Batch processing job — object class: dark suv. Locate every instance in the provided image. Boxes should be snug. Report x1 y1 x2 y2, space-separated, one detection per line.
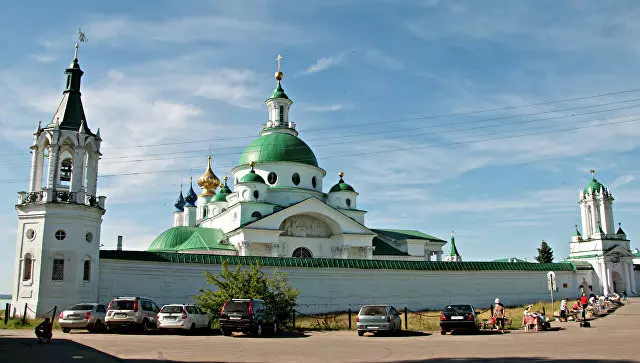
219 298 278 337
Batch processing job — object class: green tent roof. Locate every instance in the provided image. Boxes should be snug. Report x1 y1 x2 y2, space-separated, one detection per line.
147 227 235 252
238 133 318 167
372 229 445 242
448 236 461 257
269 81 289 99
584 178 604 194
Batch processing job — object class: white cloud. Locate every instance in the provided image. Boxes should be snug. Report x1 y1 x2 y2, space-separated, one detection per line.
301 104 346 112
305 55 344 74
364 50 404 70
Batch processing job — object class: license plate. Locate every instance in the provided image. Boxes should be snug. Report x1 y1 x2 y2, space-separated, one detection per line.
451 316 464 320
164 316 177 320
67 315 77 319
367 326 378 329
115 313 127 318
229 316 241 320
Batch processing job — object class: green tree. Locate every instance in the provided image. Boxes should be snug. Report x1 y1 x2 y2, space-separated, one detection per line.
535 240 554 263
195 261 300 322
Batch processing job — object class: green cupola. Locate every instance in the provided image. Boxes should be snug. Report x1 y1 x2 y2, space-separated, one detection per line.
329 171 356 193
239 162 266 184
213 176 233 202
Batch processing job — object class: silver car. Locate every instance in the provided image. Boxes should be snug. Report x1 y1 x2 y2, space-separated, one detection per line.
59 303 107 333
105 296 160 333
357 305 402 336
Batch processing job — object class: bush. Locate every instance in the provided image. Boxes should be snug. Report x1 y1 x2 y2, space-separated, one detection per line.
195 261 300 322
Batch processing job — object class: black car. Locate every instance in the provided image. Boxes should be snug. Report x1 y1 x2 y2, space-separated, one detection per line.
439 304 481 335
219 298 278 337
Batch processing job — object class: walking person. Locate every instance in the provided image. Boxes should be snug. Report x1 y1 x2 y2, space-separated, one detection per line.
35 318 52 344
493 298 505 333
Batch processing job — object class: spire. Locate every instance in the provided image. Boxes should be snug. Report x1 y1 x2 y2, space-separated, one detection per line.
617 222 626 236
573 224 582 237
45 29 92 135
184 177 198 207
446 231 462 262
174 184 185 212
270 54 289 100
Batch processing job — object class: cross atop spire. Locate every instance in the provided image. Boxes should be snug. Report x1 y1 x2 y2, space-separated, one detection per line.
74 28 88 60
590 169 595 177
276 54 283 72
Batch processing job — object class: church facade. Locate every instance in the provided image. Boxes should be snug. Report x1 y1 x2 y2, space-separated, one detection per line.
9 49 639 317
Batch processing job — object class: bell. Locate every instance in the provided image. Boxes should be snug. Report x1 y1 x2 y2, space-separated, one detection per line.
60 160 72 182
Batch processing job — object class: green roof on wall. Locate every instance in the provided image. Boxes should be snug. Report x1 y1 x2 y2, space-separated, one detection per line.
100 250 578 271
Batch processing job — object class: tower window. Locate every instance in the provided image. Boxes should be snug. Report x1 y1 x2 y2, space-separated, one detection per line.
292 247 312 258
292 173 300 186
52 256 64 281
56 229 67 241
26 229 36 241
83 260 91 282
268 172 278 185
346 198 352 208
312 176 317 189
85 232 93 243
60 158 73 183
203 208 208 219
23 254 33 281
253 190 260 199
279 105 284 121
55 230 66 241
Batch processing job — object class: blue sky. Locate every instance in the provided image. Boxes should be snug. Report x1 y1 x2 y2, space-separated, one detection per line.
2 1 640 293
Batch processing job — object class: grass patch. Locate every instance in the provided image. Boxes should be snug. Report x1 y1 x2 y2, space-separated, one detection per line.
292 301 559 331
0 314 62 330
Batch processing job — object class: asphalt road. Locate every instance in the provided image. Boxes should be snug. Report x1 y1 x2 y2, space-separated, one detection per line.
1 299 639 363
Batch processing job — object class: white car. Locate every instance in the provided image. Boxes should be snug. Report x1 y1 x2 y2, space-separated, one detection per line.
157 304 211 333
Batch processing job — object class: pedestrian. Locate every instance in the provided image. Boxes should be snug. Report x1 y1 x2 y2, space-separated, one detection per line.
493 298 505 333
35 318 52 344
580 293 589 321
560 298 568 322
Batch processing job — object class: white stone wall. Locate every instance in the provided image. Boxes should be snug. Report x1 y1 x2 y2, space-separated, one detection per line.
97 258 594 314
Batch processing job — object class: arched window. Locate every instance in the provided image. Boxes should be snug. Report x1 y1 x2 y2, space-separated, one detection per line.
251 211 262 219
23 254 33 281
83 258 91 282
52 254 64 281
279 105 284 121
292 247 312 258
203 208 208 219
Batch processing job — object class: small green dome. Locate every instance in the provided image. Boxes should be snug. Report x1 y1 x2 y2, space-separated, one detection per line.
584 178 604 194
239 168 265 184
238 133 318 167
213 184 232 202
269 81 289 100
329 176 355 193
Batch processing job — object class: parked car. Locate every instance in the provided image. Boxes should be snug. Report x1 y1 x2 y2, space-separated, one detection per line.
59 303 107 333
105 297 160 333
356 305 402 336
157 304 211 333
439 304 481 335
219 298 278 337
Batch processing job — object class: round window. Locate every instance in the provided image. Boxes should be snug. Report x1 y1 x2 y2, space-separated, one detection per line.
26 229 36 240
85 232 93 243
55 230 66 241
268 172 278 185
292 173 300 186
346 198 351 208
312 176 317 189
253 190 260 199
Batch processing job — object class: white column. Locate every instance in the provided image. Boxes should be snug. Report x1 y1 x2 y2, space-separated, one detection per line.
436 251 442 262
607 267 614 294
85 154 99 196
45 146 59 189
623 263 632 294
28 146 39 192
600 262 609 295
34 149 44 192
70 147 86 193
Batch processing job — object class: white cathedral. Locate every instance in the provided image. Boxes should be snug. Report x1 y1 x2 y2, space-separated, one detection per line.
10 47 640 317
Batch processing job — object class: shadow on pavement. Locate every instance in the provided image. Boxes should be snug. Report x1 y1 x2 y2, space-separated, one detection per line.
392 359 637 363
359 330 431 337
225 330 310 338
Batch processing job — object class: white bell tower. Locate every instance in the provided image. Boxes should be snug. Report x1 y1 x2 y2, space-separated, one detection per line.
11 38 106 318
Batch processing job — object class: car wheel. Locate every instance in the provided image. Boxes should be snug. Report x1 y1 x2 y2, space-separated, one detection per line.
206 321 212 333
62 328 71 333
222 329 232 336
272 320 279 335
255 323 263 337
189 323 196 335
142 319 150 334
440 330 447 335
358 331 364 336
91 320 103 333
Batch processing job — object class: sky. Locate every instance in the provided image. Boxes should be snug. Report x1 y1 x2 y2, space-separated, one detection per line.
2 0 640 293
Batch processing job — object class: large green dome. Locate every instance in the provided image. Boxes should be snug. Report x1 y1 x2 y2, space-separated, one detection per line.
584 178 604 194
238 132 318 167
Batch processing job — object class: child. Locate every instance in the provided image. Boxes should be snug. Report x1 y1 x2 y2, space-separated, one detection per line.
560 298 568 322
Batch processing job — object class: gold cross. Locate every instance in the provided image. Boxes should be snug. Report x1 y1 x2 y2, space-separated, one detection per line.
276 54 283 72
590 169 595 176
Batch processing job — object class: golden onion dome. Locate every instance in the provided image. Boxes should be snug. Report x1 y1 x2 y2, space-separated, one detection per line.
197 156 221 197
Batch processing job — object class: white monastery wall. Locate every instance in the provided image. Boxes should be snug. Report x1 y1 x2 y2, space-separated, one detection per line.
97 259 594 314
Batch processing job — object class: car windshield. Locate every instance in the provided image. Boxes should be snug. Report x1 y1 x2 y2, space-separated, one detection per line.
111 300 134 310
224 301 248 313
68 304 94 311
360 306 387 316
444 305 472 313
161 306 183 313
